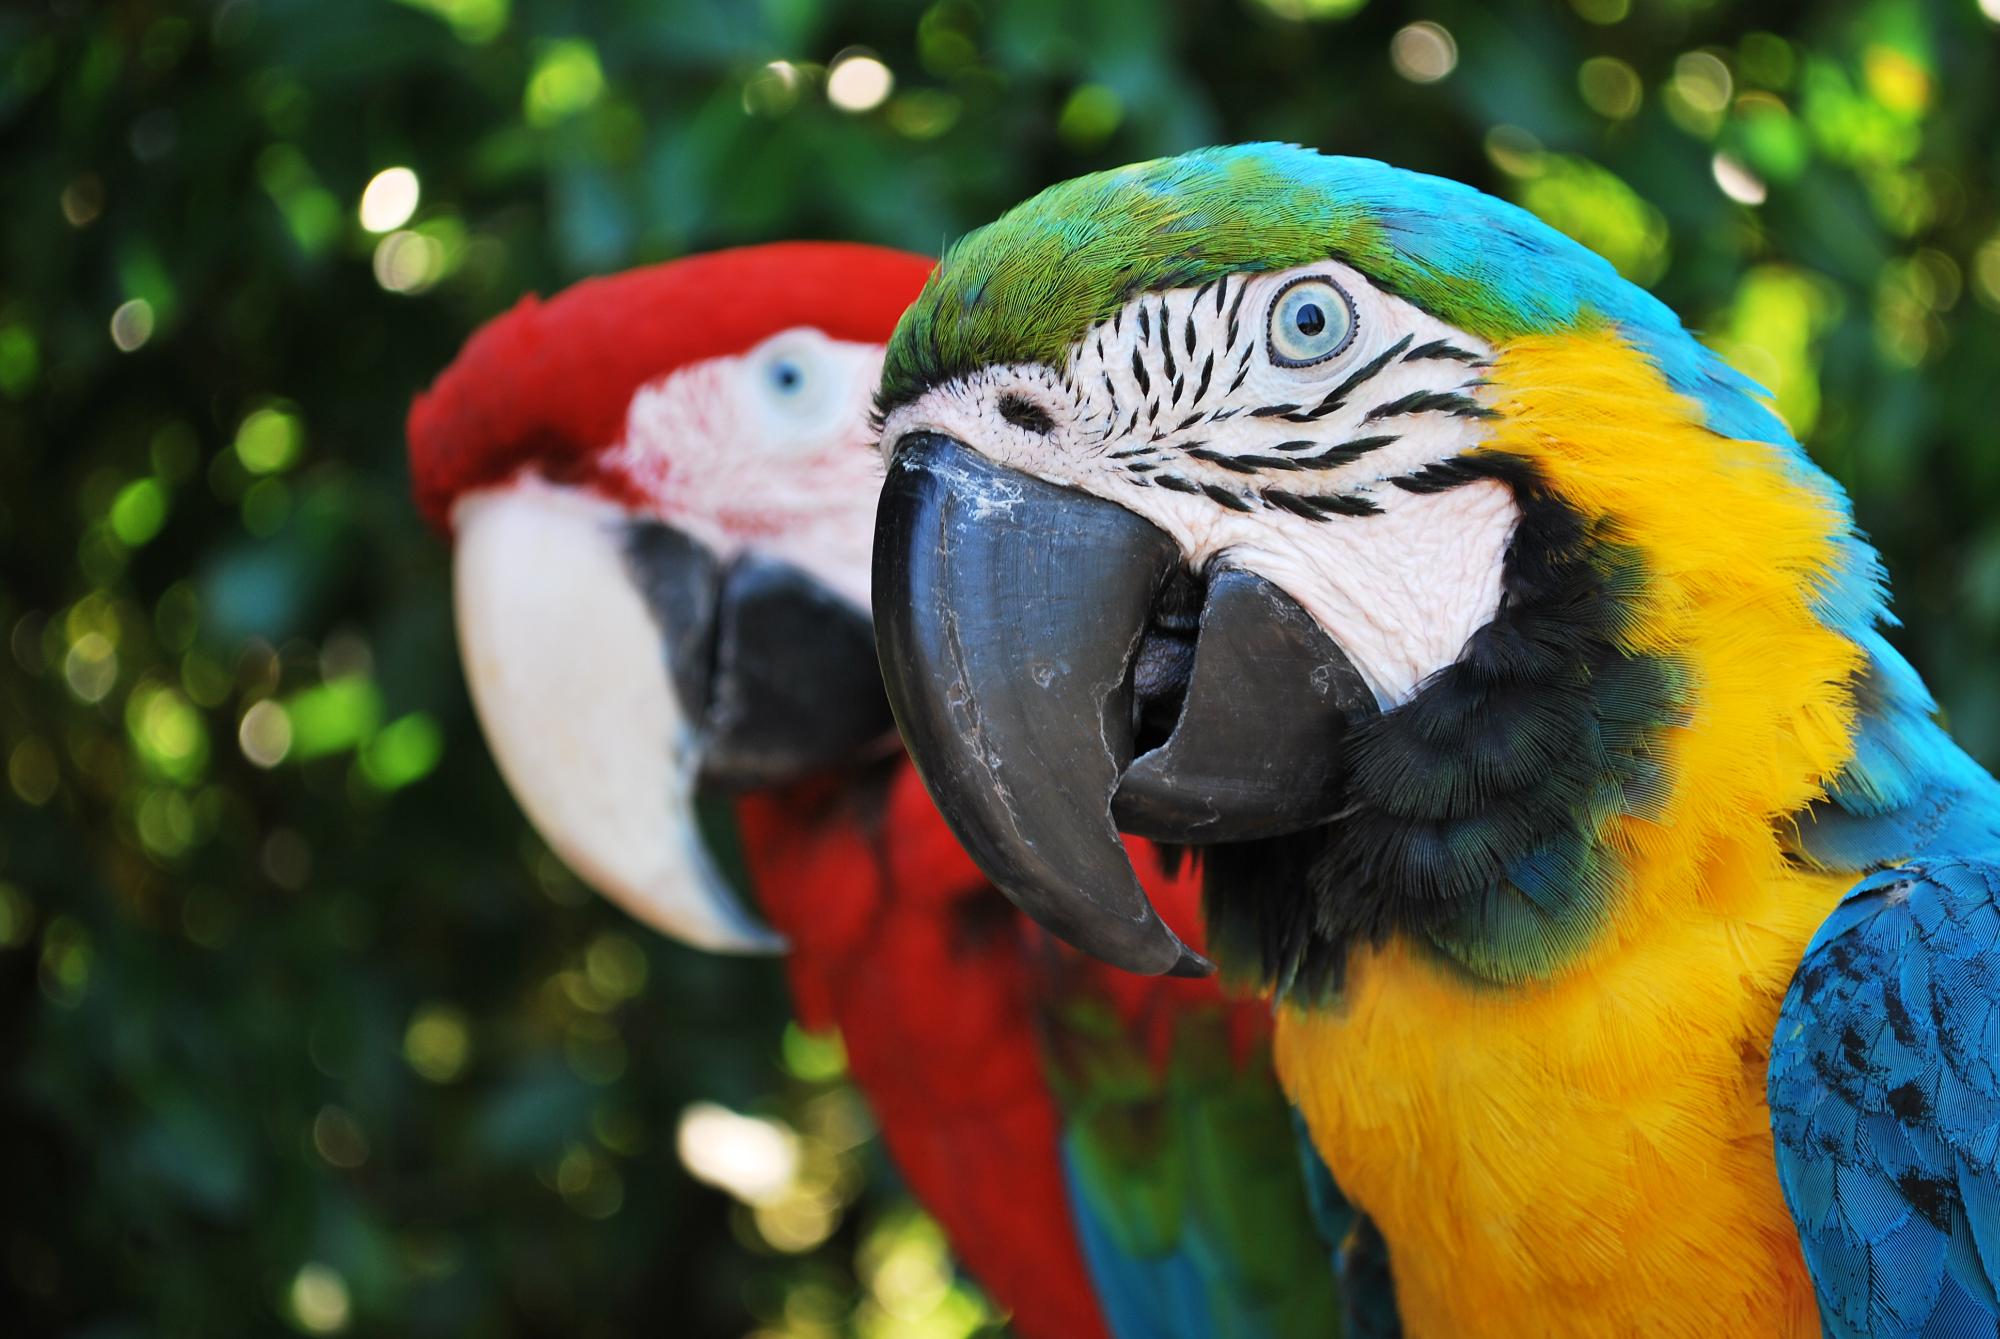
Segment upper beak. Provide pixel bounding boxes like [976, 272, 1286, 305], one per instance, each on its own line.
[872, 433, 1374, 977]
[454, 483, 892, 953]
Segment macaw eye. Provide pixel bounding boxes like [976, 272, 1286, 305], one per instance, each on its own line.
[768, 357, 807, 397]
[750, 334, 833, 423]
[743, 328, 861, 442]
[1266, 276, 1357, 369]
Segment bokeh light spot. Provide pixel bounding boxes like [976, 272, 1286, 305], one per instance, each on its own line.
[523, 39, 603, 126]
[1250, 0, 1367, 20]
[359, 713, 443, 789]
[742, 61, 802, 117]
[676, 1102, 799, 1205]
[782, 1024, 848, 1082]
[1057, 84, 1123, 149]
[1578, 56, 1642, 119]
[827, 51, 894, 112]
[64, 632, 119, 703]
[1863, 45, 1930, 116]
[1675, 52, 1733, 111]
[239, 699, 293, 768]
[110, 299, 155, 352]
[128, 683, 209, 782]
[312, 1105, 370, 1169]
[584, 932, 648, 1000]
[1570, 0, 1629, 22]
[60, 173, 104, 227]
[358, 166, 420, 233]
[1712, 152, 1768, 205]
[395, 0, 508, 43]
[288, 1263, 350, 1334]
[0, 323, 41, 397]
[372, 229, 445, 294]
[404, 1003, 471, 1082]
[39, 916, 92, 1007]
[1390, 22, 1456, 83]
[285, 678, 382, 760]
[235, 405, 303, 474]
[110, 478, 168, 546]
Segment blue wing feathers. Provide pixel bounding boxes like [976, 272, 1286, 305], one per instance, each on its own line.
[1772, 858, 2000, 1338]
[1061, 1152, 1219, 1339]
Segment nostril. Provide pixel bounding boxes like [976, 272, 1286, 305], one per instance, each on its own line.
[997, 393, 1056, 435]
[1130, 566, 1203, 755]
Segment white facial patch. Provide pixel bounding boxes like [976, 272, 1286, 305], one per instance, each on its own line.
[603, 328, 887, 613]
[878, 261, 1519, 705]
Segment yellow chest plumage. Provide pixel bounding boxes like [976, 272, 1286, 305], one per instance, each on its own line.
[1269, 330, 1871, 1335]
[1277, 852, 1848, 1338]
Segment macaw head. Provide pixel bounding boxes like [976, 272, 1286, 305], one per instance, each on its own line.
[872, 144, 1885, 987]
[410, 242, 934, 952]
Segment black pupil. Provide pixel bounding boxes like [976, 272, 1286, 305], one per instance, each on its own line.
[775, 363, 800, 389]
[1294, 302, 1326, 337]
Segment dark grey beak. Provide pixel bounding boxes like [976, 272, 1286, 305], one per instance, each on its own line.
[624, 525, 894, 787]
[872, 433, 1374, 978]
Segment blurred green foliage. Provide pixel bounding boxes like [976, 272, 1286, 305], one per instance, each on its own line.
[4, 0, 2000, 1334]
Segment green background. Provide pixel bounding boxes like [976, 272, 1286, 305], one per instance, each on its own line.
[3, 0, 1997, 1335]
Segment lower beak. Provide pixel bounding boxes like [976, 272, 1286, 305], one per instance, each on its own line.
[872, 434, 1374, 977]
[453, 484, 890, 954]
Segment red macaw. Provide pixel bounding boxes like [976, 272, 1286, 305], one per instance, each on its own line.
[405, 244, 1344, 1339]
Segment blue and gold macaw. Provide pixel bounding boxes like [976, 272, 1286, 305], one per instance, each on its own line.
[865, 142, 2000, 1338]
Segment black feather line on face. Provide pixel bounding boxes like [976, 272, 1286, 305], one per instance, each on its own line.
[1154, 473, 1200, 495]
[1192, 353, 1214, 406]
[1130, 349, 1152, 397]
[1204, 483, 1254, 511]
[1161, 310, 1179, 381]
[1309, 334, 1416, 417]
[1226, 278, 1249, 341]
[1225, 435, 1398, 473]
[1256, 488, 1382, 519]
[1389, 456, 1492, 493]
[1135, 304, 1149, 343]
[1403, 339, 1485, 364]
[1200, 453, 1684, 1000]
[1185, 446, 1260, 474]
[1365, 389, 1498, 423]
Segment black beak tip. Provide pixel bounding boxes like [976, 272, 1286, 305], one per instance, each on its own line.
[1169, 944, 1216, 978]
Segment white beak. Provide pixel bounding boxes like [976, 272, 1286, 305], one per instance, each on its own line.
[450, 481, 783, 953]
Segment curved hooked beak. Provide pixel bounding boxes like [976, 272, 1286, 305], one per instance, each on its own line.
[872, 434, 1375, 977]
[454, 483, 894, 953]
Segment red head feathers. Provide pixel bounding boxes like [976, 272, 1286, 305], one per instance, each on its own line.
[406, 241, 935, 531]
